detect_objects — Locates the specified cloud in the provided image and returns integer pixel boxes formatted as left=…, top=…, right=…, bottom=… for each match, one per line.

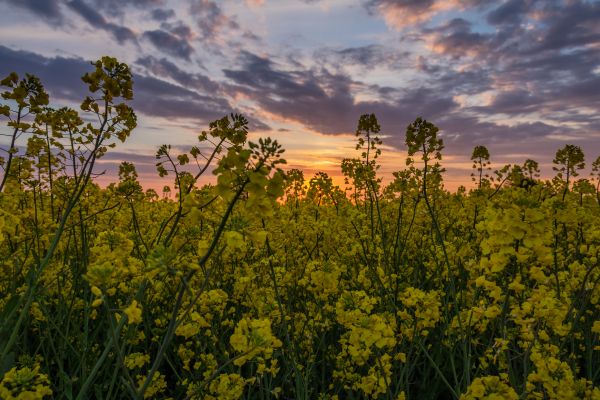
left=366, top=0, right=437, bottom=28
left=161, top=20, right=194, bottom=39
left=189, top=0, right=239, bottom=42
left=84, top=0, right=165, bottom=17
left=483, top=89, right=541, bottom=115
left=224, top=52, right=357, bottom=134
left=132, top=75, right=231, bottom=122
left=481, top=0, right=600, bottom=54
left=2, top=0, right=599, bottom=166
left=334, top=45, right=390, bottom=66
left=365, top=0, right=485, bottom=30
left=221, top=45, right=600, bottom=155
left=0, top=45, right=90, bottom=101
left=150, top=8, right=175, bottom=21
left=414, top=0, right=600, bottom=131
left=223, top=51, right=457, bottom=141
left=142, top=29, right=194, bottom=60
left=67, top=0, right=136, bottom=44
left=486, top=0, right=530, bottom=25
left=426, top=18, right=490, bottom=59
left=530, top=1, right=600, bottom=52
left=0, top=46, right=232, bottom=124
left=136, top=56, right=219, bottom=93
left=1, top=0, right=63, bottom=22
left=314, top=44, right=411, bottom=71
left=364, top=0, right=498, bottom=31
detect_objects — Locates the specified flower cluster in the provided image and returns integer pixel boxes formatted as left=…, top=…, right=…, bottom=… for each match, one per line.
left=0, top=366, right=52, bottom=400
left=1, top=63, right=599, bottom=399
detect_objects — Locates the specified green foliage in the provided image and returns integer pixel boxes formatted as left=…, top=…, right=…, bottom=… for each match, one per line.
left=470, top=145, right=491, bottom=189
left=553, top=144, right=585, bottom=181
left=553, top=144, right=585, bottom=199
left=405, top=116, right=443, bottom=164
left=1, top=62, right=600, bottom=400
left=0, top=72, right=50, bottom=191
left=523, top=158, right=540, bottom=180
left=1, top=72, right=49, bottom=112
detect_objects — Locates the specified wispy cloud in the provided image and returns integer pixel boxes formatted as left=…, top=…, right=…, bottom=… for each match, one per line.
left=142, top=29, right=193, bottom=60
left=2, top=0, right=64, bottom=22
left=67, top=0, right=137, bottom=44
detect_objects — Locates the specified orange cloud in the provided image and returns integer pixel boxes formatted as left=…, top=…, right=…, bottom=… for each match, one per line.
left=245, top=0, right=265, bottom=7
left=376, top=0, right=464, bottom=30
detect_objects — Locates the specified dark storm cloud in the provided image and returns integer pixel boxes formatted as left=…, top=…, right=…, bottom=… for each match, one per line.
left=530, top=1, right=600, bottom=52
left=136, top=56, right=219, bottom=93
left=142, top=29, right=193, bottom=60
left=150, top=8, right=175, bottom=21
left=506, top=47, right=598, bottom=84
left=224, top=51, right=357, bottom=134
left=67, top=0, right=136, bottom=44
left=0, top=45, right=90, bottom=101
left=486, top=0, right=530, bottom=25
left=438, top=115, right=561, bottom=144
left=1, top=0, right=63, bottom=22
left=0, top=46, right=232, bottom=124
left=223, top=51, right=458, bottom=141
left=220, top=45, right=598, bottom=153
left=132, top=74, right=230, bottom=121
left=564, top=76, right=600, bottom=103
left=483, top=89, right=541, bottom=115
left=435, top=67, right=493, bottom=96
left=85, top=0, right=165, bottom=18
left=481, top=0, right=600, bottom=57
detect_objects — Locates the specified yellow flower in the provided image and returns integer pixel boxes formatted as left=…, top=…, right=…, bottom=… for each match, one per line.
left=0, top=366, right=53, bottom=400
left=92, top=298, right=103, bottom=308
left=91, top=286, right=102, bottom=296
left=123, top=300, right=142, bottom=324
left=460, top=376, right=517, bottom=400
left=124, top=352, right=150, bottom=370
left=175, top=322, right=200, bottom=339
left=398, top=287, right=441, bottom=336
left=207, top=373, right=246, bottom=400
left=230, top=318, right=282, bottom=367
left=136, top=373, right=166, bottom=399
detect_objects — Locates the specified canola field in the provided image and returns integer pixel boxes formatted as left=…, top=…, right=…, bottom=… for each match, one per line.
left=0, top=57, right=599, bottom=399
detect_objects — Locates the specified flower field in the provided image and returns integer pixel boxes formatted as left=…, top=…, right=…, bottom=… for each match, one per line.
left=0, top=57, right=599, bottom=399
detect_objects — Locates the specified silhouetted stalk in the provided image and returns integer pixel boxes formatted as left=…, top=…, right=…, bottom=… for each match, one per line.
left=0, top=105, right=23, bottom=192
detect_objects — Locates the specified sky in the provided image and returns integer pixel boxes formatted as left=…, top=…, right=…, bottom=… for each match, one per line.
left=0, top=0, right=599, bottom=191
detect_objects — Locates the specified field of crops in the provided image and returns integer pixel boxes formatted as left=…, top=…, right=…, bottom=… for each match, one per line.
left=1, top=57, right=599, bottom=399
